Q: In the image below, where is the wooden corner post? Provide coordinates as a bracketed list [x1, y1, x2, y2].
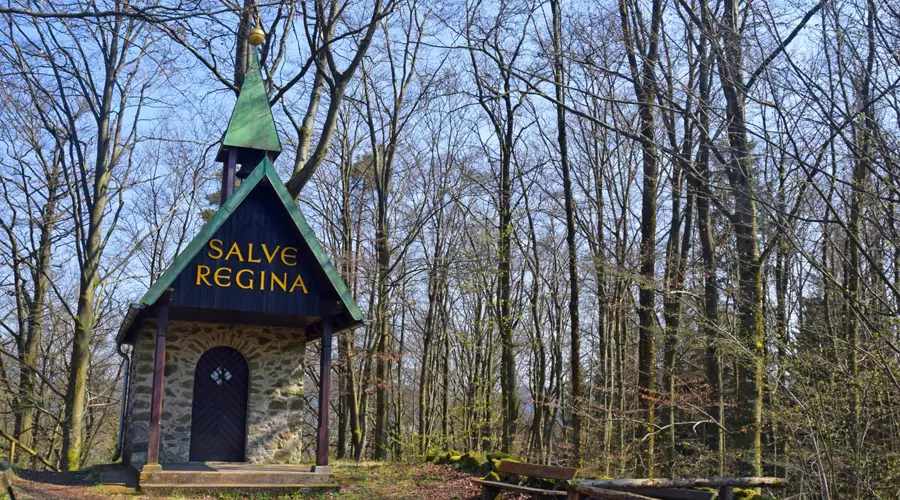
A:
[220, 147, 237, 204]
[146, 289, 173, 467]
[315, 317, 333, 468]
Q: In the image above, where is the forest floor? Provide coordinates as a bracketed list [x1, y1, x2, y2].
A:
[3, 461, 490, 499]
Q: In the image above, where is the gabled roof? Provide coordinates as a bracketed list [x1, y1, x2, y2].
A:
[116, 158, 363, 344]
[217, 49, 282, 158]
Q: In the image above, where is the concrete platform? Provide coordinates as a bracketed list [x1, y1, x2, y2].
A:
[138, 462, 339, 496]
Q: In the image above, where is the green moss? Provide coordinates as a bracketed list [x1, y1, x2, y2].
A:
[435, 450, 462, 465]
[483, 471, 501, 481]
[734, 488, 757, 500]
[457, 452, 487, 473]
[526, 476, 557, 489]
[281, 387, 304, 397]
[425, 451, 438, 462]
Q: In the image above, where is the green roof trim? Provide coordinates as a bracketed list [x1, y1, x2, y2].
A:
[222, 49, 282, 153]
[266, 160, 364, 322]
[135, 157, 362, 320]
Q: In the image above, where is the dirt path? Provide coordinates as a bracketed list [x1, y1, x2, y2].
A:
[9, 469, 135, 499]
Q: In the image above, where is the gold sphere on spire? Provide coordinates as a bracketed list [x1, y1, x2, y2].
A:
[249, 26, 265, 46]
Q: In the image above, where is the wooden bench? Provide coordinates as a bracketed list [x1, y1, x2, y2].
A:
[570, 477, 783, 500]
[471, 460, 578, 500]
[1, 468, 17, 500]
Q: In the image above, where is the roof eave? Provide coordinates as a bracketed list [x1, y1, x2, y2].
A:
[115, 303, 144, 346]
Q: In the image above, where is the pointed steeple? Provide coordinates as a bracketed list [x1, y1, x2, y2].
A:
[215, 49, 282, 168]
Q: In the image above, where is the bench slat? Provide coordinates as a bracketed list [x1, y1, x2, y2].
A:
[573, 485, 658, 499]
[471, 479, 568, 497]
[619, 488, 714, 500]
[497, 460, 578, 480]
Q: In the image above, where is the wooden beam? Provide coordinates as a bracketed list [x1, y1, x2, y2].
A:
[573, 485, 657, 500]
[315, 317, 333, 466]
[497, 460, 578, 480]
[0, 429, 59, 471]
[470, 479, 567, 497]
[618, 488, 713, 500]
[146, 290, 173, 466]
[574, 478, 783, 489]
[574, 485, 657, 500]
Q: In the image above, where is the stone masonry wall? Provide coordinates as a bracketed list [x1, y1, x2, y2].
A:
[123, 320, 307, 466]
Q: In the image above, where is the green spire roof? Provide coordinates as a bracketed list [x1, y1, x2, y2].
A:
[220, 49, 282, 155]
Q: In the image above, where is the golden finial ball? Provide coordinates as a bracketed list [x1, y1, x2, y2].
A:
[249, 27, 265, 46]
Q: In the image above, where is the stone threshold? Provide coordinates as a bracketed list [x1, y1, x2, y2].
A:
[137, 462, 339, 493]
[139, 483, 340, 497]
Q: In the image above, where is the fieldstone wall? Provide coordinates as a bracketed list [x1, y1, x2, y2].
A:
[123, 320, 307, 466]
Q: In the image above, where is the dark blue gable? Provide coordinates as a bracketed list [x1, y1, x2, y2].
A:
[169, 181, 338, 316]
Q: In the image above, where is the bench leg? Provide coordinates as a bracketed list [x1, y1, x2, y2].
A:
[481, 485, 499, 500]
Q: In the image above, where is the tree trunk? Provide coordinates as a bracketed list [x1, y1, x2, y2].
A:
[497, 96, 517, 454]
[233, 0, 254, 90]
[716, 0, 763, 474]
[13, 163, 59, 462]
[618, 0, 662, 476]
[549, 0, 582, 465]
[62, 41, 120, 469]
[845, 1, 875, 492]
[373, 216, 391, 460]
[691, 3, 725, 472]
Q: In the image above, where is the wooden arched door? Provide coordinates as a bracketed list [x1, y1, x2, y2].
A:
[189, 346, 249, 462]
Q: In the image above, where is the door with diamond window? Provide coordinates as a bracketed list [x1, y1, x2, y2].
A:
[189, 346, 249, 461]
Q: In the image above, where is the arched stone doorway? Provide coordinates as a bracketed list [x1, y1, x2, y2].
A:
[189, 346, 249, 462]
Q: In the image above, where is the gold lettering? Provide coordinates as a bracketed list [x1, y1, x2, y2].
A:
[236, 269, 254, 289]
[247, 243, 262, 263]
[208, 239, 224, 259]
[225, 242, 244, 261]
[270, 272, 288, 292]
[214, 267, 232, 287]
[196, 265, 212, 286]
[259, 271, 266, 290]
[281, 246, 298, 266]
[289, 274, 308, 294]
[261, 244, 280, 263]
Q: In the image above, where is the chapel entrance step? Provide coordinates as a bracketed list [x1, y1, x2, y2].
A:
[138, 463, 339, 492]
[140, 484, 340, 497]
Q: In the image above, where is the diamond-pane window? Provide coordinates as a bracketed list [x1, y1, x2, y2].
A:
[210, 367, 233, 385]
